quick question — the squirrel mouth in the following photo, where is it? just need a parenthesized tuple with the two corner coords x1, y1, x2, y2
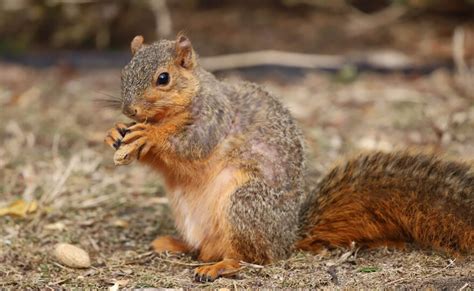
(128, 113, 161, 124)
(122, 106, 158, 123)
(122, 103, 170, 124)
(128, 115, 153, 123)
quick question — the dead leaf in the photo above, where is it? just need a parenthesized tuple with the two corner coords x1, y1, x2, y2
(0, 199, 38, 218)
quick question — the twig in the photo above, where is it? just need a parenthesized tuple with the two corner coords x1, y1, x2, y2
(146, 255, 265, 270)
(218, 260, 265, 277)
(49, 277, 70, 285)
(42, 155, 79, 205)
(221, 267, 246, 277)
(109, 261, 152, 268)
(218, 261, 264, 278)
(136, 251, 155, 258)
(112, 251, 156, 266)
(52, 262, 69, 270)
(459, 283, 469, 291)
(240, 261, 264, 269)
(77, 194, 115, 209)
(386, 259, 456, 286)
(156, 257, 215, 267)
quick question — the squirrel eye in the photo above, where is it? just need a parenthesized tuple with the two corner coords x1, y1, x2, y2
(156, 72, 170, 86)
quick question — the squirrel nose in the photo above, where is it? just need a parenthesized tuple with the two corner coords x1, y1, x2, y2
(123, 105, 138, 117)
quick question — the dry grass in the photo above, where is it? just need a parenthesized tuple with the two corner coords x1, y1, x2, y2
(0, 63, 473, 288)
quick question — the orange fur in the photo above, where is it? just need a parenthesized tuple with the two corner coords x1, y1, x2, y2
(142, 137, 250, 262)
(104, 122, 129, 149)
(168, 165, 249, 262)
(110, 34, 474, 283)
(151, 235, 191, 254)
(194, 259, 241, 282)
(297, 187, 474, 255)
(147, 110, 190, 146)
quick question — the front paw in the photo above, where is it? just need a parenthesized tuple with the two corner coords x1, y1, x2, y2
(194, 259, 241, 282)
(151, 236, 190, 254)
(113, 123, 154, 165)
(104, 122, 130, 150)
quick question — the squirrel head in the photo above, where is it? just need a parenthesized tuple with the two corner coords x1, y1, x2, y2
(121, 33, 200, 122)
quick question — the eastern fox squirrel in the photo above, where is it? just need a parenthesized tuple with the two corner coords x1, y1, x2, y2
(104, 33, 474, 282)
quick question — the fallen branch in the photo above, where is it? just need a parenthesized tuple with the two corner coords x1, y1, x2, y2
(200, 49, 415, 72)
(200, 50, 344, 71)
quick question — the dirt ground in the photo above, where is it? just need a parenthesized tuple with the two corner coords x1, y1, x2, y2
(0, 61, 473, 288)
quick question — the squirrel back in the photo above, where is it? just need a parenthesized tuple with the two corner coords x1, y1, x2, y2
(298, 151, 474, 255)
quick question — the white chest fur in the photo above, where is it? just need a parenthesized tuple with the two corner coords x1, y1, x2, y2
(167, 167, 240, 249)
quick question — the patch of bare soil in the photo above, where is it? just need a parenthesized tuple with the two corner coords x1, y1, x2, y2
(0, 63, 473, 288)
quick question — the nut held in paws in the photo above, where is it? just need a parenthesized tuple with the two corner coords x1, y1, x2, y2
(53, 243, 91, 268)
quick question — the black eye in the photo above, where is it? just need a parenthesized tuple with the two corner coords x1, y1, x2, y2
(156, 72, 170, 86)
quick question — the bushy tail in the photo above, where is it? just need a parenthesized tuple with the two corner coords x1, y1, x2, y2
(297, 152, 474, 255)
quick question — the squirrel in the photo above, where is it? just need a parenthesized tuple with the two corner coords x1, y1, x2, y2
(104, 33, 474, 282)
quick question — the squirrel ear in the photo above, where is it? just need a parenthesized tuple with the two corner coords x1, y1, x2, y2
(175, 33, 195, 69)
(131, 35, 145, 56)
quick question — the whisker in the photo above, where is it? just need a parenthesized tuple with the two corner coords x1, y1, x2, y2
(93, 97, 122, 103)
(93, 97, 122, 109)
(95, 91, 122, 101)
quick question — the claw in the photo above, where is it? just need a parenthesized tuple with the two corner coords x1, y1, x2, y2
(118, 127, 129, 137)
(113, 139, 122, 150)
(193, 259, 240, 283)
(194, 271, 210, 283)
(137, 144, 145, 160)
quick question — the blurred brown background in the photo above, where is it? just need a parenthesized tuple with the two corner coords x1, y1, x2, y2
(0, 0, 473, 63)
(1, 1, 474, 289)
